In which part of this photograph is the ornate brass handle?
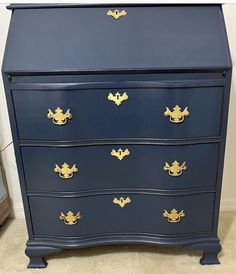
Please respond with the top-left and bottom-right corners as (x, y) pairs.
(59, 211), (81, 225)
(54, 163), (78, 179)
(163, 161), (187, 177)
(163, 209), (185, 223)
(164, 105), (189, 123)
(47, 107), (72, 125)
(113, 197), (131, 208)
(111, 148), (130, 160)
(107, 9), (127, 20)
(108, 92), (128, 106)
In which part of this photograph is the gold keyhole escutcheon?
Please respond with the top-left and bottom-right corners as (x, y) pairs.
(108, 92), (128, 106)
(163, 209), (185, 223)
(113, 197), (131, 208)
(47, 107), (72, 125)
(54, 163), (78, 179)
(111, 148), (130, 160)
(107, 9), (127, 20)
(163, 161), (187, 177)
(164, 105), (189, 123)
(59, 211), (81, 225)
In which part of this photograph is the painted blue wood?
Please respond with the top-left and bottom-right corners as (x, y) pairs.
(12, 86), (223, 140)
(2, 5), (231, 72)
(1, 4), (232, 268)
(29, 193), (215, 237)
(21, 144), (219, 192)
(10, 72), (225, 85)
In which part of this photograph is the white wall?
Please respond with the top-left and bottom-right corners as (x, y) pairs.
(0, 4), (236, 218)
(0, 5), (23, 217)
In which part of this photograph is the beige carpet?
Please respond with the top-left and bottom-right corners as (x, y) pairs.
(0, 213), (235, 274)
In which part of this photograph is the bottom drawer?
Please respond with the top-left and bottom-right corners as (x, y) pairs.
(29, 193), (215, 237)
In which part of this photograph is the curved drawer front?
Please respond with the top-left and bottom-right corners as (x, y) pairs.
(13, 86), (223, 140)
(29, 193), (215, 237)
(22, 144), (218, 192)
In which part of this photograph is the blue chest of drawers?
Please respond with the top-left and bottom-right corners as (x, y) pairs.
(2, 4), (232, 268)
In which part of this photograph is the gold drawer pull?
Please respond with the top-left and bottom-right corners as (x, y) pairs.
(164, 105), (189, 123)
(163, 209), (185, 223)
(47, 107), (72, 125)
(54, 163), (78, 179)
(59, 211), (81, 225)
(107, 9), (127, 20)
(113, 197), (131, 208)
(108, 92), (128, 106)
(164, 161), (187, 177)
(111, 148), (130, 160)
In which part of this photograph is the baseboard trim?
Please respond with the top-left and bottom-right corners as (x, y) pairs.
(10, 199), (236, 219)
(220, 199), (236, 212)
(11, 202), (25, 218)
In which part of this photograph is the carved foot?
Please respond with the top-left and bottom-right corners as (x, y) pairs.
(200, 251), (220, 265)
(185, 240), (221, 265)
(27, 255), (47, 268)
(25, 245), (62, 268)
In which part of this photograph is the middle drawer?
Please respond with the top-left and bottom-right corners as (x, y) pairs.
(22, 144), (219, 192)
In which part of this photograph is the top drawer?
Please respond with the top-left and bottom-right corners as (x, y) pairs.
(12, 83), (223, 141)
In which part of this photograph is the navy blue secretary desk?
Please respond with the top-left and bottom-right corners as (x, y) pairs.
(2, 4), (232, 268)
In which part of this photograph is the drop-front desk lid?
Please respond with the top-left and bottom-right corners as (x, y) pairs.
(2, 4), (231, 73)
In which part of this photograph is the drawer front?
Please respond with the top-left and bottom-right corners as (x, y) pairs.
(29, 193), (215, 237)
(13, 86), (223, 140)
(22, 144), (218, 192)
